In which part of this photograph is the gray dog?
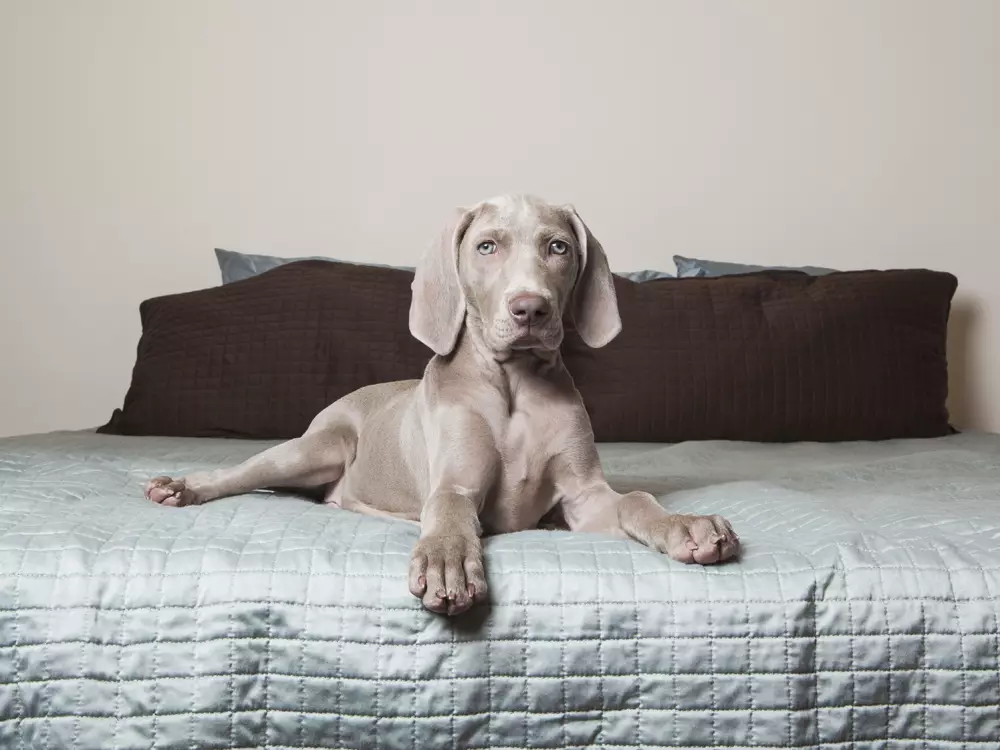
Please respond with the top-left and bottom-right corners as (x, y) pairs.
(146, 195), (740, 615)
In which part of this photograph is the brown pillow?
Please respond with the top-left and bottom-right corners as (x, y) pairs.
(99, 260), (431, 439)
(563, 269), (957, 442)
(100, 262), (956, 442)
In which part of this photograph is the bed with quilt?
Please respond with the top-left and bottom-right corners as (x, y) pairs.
(2, 428), (999, 749)
(4, 252), (996, 748)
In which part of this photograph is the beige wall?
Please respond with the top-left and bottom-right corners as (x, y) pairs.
(2, 1), (998, 437)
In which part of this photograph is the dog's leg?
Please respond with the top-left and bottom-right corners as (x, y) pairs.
(556, 450), (740, 564)
(565, 484), (739, 563)
(407, 414), (495, 616)
(145, 428), (355, 507)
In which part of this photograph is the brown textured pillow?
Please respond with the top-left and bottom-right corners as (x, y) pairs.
(100, 260), (432, 439)
(563, 269), (956, 442)
(100, 262), (956, 442)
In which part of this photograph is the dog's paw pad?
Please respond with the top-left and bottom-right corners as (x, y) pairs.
(145, 476), (201, 507)
(655, 514), (740, 565)
(408, 534), (488, 616)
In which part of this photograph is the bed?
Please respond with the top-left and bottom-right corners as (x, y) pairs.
(2, 428), (999, 748)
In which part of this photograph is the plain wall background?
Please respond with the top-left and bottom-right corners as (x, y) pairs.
(2, 0), (998, 437)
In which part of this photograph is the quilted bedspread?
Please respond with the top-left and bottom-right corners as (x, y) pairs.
(1, 430), (1000, 749)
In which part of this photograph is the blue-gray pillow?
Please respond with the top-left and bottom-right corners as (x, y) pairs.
(673, 254), (837, 278)
(619, 268), (674, 282)
(215, 248), (673, 284)
(215, 248), (413, 284)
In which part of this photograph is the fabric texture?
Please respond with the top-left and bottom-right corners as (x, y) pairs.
(100, 260), (432, 439)
(100, 263), (957, 443)
(215, 247), (673, 285)
(673, 254), (837, 278)
(215, 247), (415, 284)
(2, 428), (1000, 748)
(564, 269), (955, 442)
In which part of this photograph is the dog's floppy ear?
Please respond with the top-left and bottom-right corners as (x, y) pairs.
(565, 205), (622, 348)
(409, 206), (477, 356)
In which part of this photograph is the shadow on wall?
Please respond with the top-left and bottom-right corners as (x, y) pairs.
(947, 297), (981, 430)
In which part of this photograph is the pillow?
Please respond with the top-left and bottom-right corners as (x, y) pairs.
(214, 248), (414, 285)
(674, 254), (837, 278)
(619, 268), (675, 283)
(101, 262), (956, 443)
(562, 269), (956, 442)
(215, 247), (672, 285)
(99, 260), (431, 439)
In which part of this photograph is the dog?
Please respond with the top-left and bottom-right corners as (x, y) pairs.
(146, 195), (739, 615)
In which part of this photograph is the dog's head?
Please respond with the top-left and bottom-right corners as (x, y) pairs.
(409, 195), (621, 357)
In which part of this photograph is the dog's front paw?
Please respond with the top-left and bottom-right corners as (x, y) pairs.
(408, 534), (488, 615)
(145, 476), (203, 507)
(650, 514), (740, 564)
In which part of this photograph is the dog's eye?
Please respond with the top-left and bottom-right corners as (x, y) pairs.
(477, 241), (497, 255)
(549, 240), (569, 256)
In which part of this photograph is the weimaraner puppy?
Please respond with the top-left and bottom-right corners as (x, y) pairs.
(146, 195), (740, 615)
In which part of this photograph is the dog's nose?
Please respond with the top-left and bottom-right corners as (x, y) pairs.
(508, 294), (552, 325)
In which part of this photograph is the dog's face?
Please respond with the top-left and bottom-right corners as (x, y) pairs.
(458, 196), (580, 354)
(409, 194), (622, 358)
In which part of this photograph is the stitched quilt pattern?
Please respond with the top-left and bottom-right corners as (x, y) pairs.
(1, 431), (999, 748)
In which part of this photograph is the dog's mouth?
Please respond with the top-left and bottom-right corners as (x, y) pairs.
(510, 334), (545, 350)
(481, 315), (564, 354)
(507, 326), (563, 351)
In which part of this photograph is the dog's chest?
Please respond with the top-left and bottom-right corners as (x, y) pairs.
(502, 408), (555, 478)
(485, 403), (569, 533)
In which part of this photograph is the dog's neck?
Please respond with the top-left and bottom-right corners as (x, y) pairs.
(446, 325), (566, 402)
